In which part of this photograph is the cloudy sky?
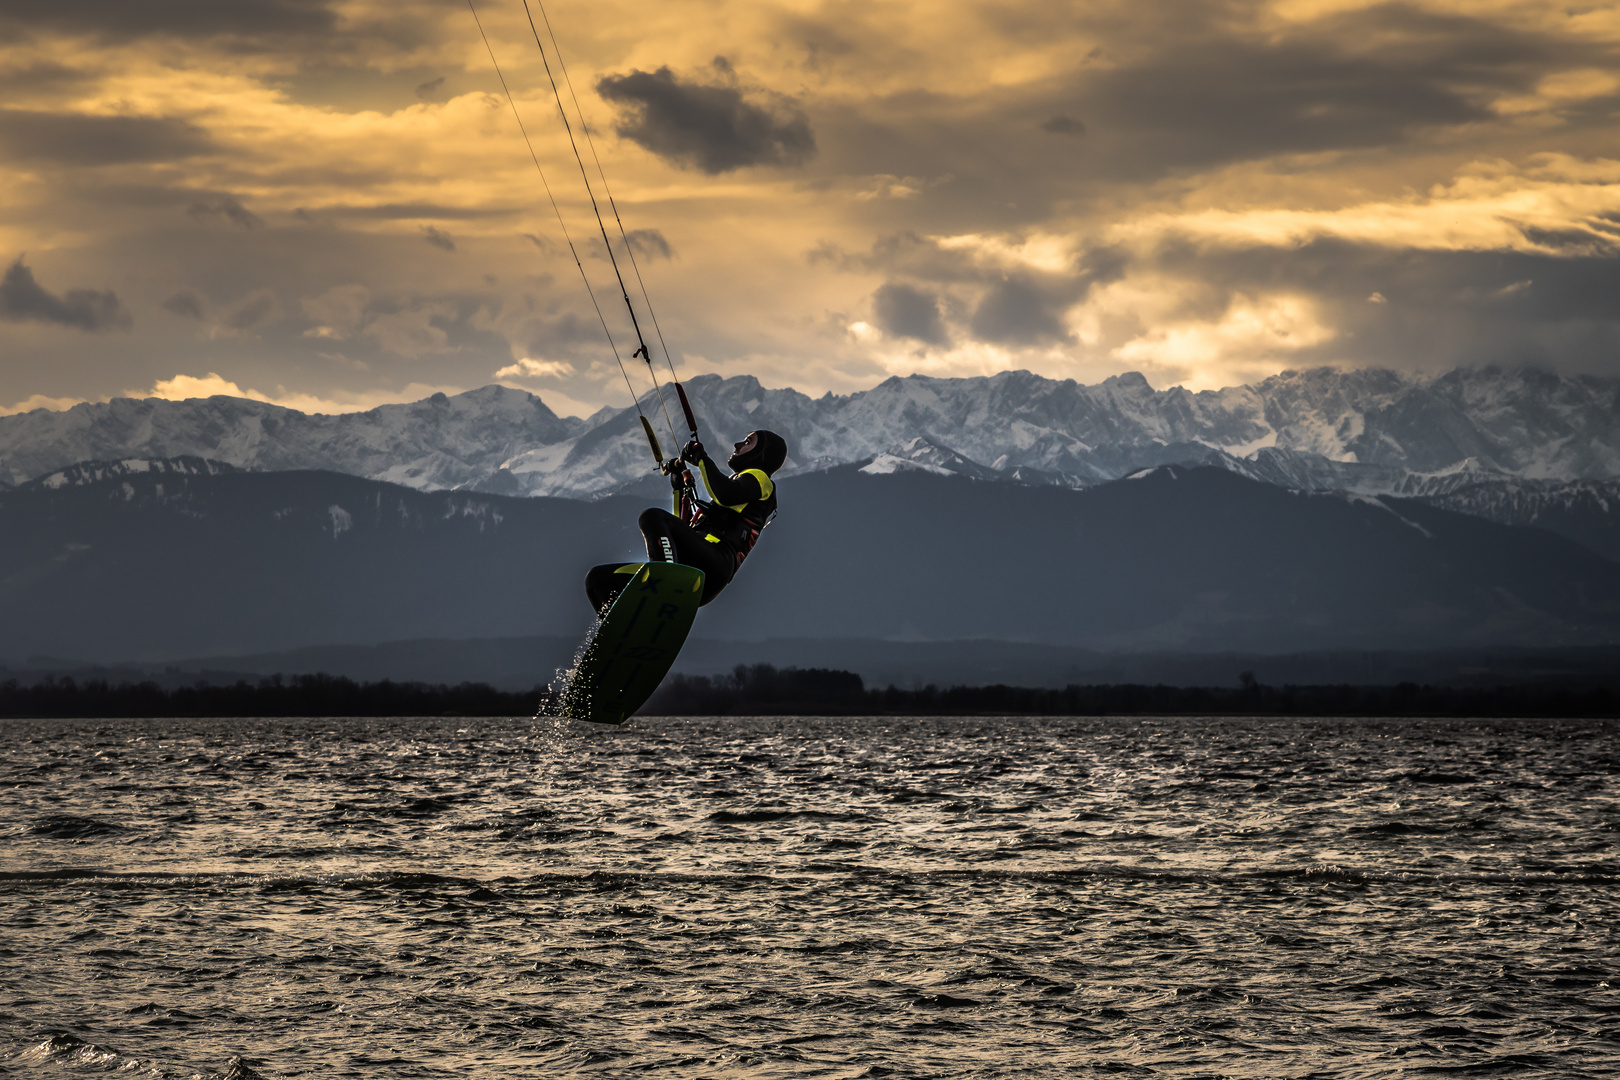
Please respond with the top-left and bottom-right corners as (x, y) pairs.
(2, 0), (1618, 417)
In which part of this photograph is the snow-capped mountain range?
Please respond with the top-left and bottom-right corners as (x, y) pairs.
(0, 386), (582, 493)
(6, 365), (1620, 501)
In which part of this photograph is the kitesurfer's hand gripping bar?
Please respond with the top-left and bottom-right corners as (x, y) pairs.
(644, 414), (697, 514)
(669, 384), (701, 517)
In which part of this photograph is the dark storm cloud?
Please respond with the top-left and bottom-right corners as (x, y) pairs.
(1077, 245), (1130, 292)
(1517, 226), (1620, 258)
(969, 276), (1072, 346)
(423, 227), (456, 252)
(811, 3), (1613, 239)
(0, 0), (337, 42)
(1144, 235), (1620, 372)
(0, 110), (213, 166)
(872, 282), (948, 345)
(161, 291), (207, 321)
(819, 232), (1125, 293)
(156, 286), (281, 335)
(773, 14), (858, 73)
(187, 197), (263, 229)
(1073, 5), (1593, 171)
(0, 61), (91, 96)
(624, 229), (673, 261)
(223, 289), (281, 333)
(582, 231), (674, 264)
(815, 234), (1114, 349)
(521, 310), (595, 348)
(810, 232), (987, 283)
(596, 66), (816, 174)
(0, 258), (132, 332)
(307, 203), (516, 221)
(1155, 236), (1620, 321)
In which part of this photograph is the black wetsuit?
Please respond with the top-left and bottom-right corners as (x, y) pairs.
(585, 452), (777, 613)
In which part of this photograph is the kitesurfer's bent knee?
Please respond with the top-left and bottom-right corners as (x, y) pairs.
(582, 519), (732, 616)
(638, 508), (733, 605)
(638, 508), (682, 564)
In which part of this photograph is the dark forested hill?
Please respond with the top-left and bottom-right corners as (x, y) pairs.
(4, 462), (1620, 664)
(721, 464), (1620, 652)
(0, 468), (636, 660)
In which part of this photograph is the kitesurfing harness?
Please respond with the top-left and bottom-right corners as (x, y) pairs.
(678, 430), (785, 570)
(688, 470), (776, 570)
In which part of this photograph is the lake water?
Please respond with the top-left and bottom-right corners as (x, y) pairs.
(2, 714), (1617, 1078)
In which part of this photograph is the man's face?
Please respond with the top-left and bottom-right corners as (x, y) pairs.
(729, 432), (758, 469)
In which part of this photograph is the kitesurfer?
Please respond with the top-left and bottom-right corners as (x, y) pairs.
(585, 429), (787, 613)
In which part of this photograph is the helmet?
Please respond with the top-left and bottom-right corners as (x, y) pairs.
(729, 429), (788, 475)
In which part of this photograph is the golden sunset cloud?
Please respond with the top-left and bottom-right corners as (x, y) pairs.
(1, 0), (1616, 416)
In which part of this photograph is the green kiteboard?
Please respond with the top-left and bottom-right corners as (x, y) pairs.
(560, 562), (705, 725)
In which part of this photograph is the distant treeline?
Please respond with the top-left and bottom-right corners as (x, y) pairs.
(645, 664), (1620, 718)
(0, 674), (536, 719)
(2, 665), (1618, 719)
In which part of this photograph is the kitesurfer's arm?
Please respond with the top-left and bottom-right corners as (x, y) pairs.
(681, 439), (766, 504)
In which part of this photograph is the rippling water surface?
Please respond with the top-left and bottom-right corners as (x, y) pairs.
(2, 714), (1617, 1078)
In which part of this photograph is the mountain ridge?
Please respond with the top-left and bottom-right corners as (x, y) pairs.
(5, 365), (1620, 499)
(0, 384), (581, 491)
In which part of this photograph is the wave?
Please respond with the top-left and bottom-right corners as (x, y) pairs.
(706, 808), (885, 823)
(23, 813), (130, 839)
(0, 869), (485, 892)
(4, 861), (1615, 893)
(14, 1031), (267, 1080)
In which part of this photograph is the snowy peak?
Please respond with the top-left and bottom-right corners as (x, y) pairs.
(5, 366), (1620, 500)
(859, 437), (998, 479)
(0, 384), (581, 490)
(1347, 367), (1620, 476)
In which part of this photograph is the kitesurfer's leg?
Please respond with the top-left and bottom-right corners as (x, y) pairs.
(638, 508), (685, 565)
(638, 508), (734, 606)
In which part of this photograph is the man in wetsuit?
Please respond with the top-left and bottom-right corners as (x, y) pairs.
(585, 429), (787, 614)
